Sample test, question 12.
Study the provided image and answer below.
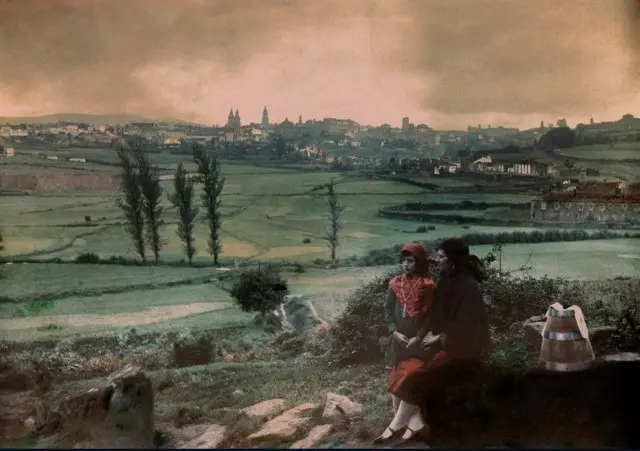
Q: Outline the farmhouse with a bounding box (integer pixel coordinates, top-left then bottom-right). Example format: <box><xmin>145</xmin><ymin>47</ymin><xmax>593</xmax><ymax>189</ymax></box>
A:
<box><xmin>530</xmin><ymin>181</ymin><xmax>640</xmax><ymax>224</ymax></box>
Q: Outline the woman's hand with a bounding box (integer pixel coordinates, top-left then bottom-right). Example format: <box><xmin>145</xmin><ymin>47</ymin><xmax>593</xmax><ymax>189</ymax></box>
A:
<box><xmin>392</xmin><ymin>331</ymin><xmax>409</xmax><ymax>346</ymax></box>
<box><xmin>405</xmin><ymin>337</ymin><xmax>419</xmax><ymax>348</ymax></box>
<box><xmin>420</xmin><ymin>331</ymin><xmax>441</xmax><ymax>350</ymax></box>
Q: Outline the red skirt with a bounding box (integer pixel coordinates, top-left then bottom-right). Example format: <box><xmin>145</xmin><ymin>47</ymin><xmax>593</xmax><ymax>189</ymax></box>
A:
<box><xmin>387</xmin><ymin>351</ymin><xmax>452</xmax><ymax>403</ymax></box>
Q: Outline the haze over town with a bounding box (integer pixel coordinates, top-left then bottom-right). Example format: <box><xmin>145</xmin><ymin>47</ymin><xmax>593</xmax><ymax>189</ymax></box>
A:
<box><xmin>1</xmin><ymin>0</ymin><xmax>639</xmax><ymax>129</ymax></box>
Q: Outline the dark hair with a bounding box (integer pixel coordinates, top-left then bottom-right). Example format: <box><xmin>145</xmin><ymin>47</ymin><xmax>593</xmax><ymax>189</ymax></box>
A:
<box><xmin>437</xmin><ymin>237</ymin><xmax>485</xmax><ymax>282</ymax></box>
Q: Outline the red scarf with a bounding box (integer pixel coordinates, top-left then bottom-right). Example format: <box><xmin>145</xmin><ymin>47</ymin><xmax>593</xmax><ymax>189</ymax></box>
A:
<box><xmin>390</xmin><ymin>274</ymin><xmax>435</xmax><ymax>319</ymax></box>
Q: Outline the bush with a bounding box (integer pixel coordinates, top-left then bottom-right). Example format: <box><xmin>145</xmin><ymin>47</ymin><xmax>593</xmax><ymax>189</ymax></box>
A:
<box><xmin>302</xmin><ymin>238</ymin><xmax>311</xmax><ymax>244</ymax></box>
<box><xmin>416</xmin><ymin>225</ymin><xmax>427</xmax><ymax>233</ymax></box>
<box><xmin>327</xmin><ymin>271</ymin><xmax>398</xmax><ymax>366</ymax></box>
<box><xmin>230</xmin><ymin>265</ymin><xmax>289</xmax><ymax>319</ymax></box>
<box><xmin>75</xmin><ymin>252</ymin><xmax>101</xmax><ymax>264</ymax></box>
<box><xmin>291</xmin><ymin>262</ymin><xmax>306</xmax><ymax>273</ymax></box>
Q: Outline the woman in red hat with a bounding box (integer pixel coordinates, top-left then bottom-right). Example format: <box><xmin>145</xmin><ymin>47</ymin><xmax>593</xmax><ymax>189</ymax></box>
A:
<box><xmin>375</xmin><ymin>242</ymin><xmax>436</xmax><ymax>444</ymax></box>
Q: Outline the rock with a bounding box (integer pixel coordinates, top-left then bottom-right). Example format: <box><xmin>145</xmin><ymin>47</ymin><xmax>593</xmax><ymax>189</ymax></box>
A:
<box><xmin>0</xmin><ymin>402</ymin><xmax>50</xmax><ymax>442</ymax></box>
<box><xmin>242</xmin><ymin>399</ymin><xmax>286</xmax><ymax>419</ymax></box>
<box><xmin>290</xmin><ymin>424</ymin><xmax>333</xmax><ymax>449</ymax></box>
<box><xmin>172</xmin><ymin>330</ymin><xmax>214</xmax><ymax>368</ymax></box>
<box><xmin>231</xmin><ymin>389</ymin><xmax>245</xmax><ymax>401</ymax></box>
<box><xmin>589</xmin><ymin>326</ymin><xmax>617</xmax><ymax>347</ymax></box>
<box><xmin>523</xmin><ymin>317</ymin><xmax>546</xmax><ymax>350</ymax></box>
<box><xmin>54</xmin><ymin>364</ymin><xmax>155</xmax><ymax>448</ymax></box>
<box><xmin>529</xmin><ymin>315</ymin><xmax>547</xmax><ymax>323</ymax></box>
<box><xmin>179</xmin><ymin>424</ymin><xmax>227</xmax><ymax>448</ymax></box>
<box><xmin>601</xmin><ymin>352</ymin><xmax>640</xmax><ymax>362</ymax></box>
<box><xmin>322</xmin><ymin>393</ymin><xmax>363</xmax><ymax>423</ymax></box>
<box><xmin>246</xmin><ymin>402</ymin><xmax>316</xmax><ymax>443</ymax></box>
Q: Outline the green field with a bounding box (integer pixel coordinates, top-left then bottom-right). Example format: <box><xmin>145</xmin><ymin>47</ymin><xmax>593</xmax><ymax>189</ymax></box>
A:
<box><xmin>2</xmin><ymin>149</ymin><xmax>639</xmax><ymax>344</ymax></box>
<box><xmin>559</xmin><ymin>143</ymin><xmax>640</xmax><ymax>161</ymax></box>
<box><xmin>556</xmin><ymin>144</ymin><xmax>640</xmax><ymax>181</ymax></box>
<box><xmin>0</xmin><ymin>153</ymin><xmax>539</xmax><ymax>263</ymax></box>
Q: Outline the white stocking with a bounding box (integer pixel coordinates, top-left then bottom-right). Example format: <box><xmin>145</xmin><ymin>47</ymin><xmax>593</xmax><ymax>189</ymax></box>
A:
<box><xmin>406</xmin><ymin>408</ymin><xmax>426</xmax><ymax>435</ymax></box>
<box><xmin>388</xmin><ymin>401</ymin><xmax>419</xmax><ymax>431</ymax></box>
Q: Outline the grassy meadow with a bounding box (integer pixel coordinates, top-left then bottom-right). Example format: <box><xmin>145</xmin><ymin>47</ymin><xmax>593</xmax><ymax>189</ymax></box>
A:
<box><xmin>1</xmin><ymin>147</ymin><xmax>639</xmax><ymax>343</ymax></box>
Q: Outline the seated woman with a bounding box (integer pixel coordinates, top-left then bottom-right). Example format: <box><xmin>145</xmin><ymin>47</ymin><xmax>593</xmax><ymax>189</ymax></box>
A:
<box><xmin>414</xmin><ymin>238</ymin><xmax>492</xmax><ymax>440</ymax></box>
<box><xmin>375</xmin><ymin>242</ymin><xmax>436</xmax><ymax>444</ymax></box>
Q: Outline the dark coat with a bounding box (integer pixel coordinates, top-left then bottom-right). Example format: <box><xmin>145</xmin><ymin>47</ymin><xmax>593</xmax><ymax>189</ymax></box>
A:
<box><xmin>429</xmin><ymin>268</ymin><xmax>491</xmax><ymax>360</ymax></box>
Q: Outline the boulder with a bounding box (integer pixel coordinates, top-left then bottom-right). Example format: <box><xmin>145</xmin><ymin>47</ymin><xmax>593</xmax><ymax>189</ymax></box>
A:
<box><xmin>179</xmin><ymin>424</ymin><xmax>227</xmax><ymax>448</ymax></box>
<box><xmin>172</xmin><ymin>331</ymin><xmax>214</xmax><ymax>368</ymax></box>
<box><xmin>602</xmin><ymin>352</ymin><xmax>640</xmax><ymax>362</ymax></box>
<box><xmin>242</xmin><ymin>399</ymin><xmax>286</xmax><ymax>419</ymax></box>
<box><xmin>589</xmin><ymin>326</ymin><xmax>617</xmax><ymax>348</ymax></box>
<box><xmin>54</xmin><ymin>365</ymin><xmax>154</xmax><ymax>448</ymax></box>
<box><xmin>321</xmin><ymin>393</ymin><xmax>363</xmax><ymax>424</ymax></box>
<box><xmin>231</xmin><ymin>389</ymin><xmax>245</xmax><ymax>401</ymax></box>
<box><xmin>246</xmin><ymin>402</ymin><xmax>316</xmax><ymax>443</ymax></box>
<box><xmin>0</xmin><ymin>402</ymin><xmax>50</xmax><ymax>442</ymax></box>
<box><xmin>290</xmin><ymin>424</ymin><xmax>333</xmax><ymax>448</ymax></box>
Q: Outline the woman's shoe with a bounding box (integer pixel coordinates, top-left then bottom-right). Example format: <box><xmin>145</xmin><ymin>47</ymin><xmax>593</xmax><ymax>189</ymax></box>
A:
<box><xmin>373</xmin><ymin>426</ymin><xmax>406</xmax><ymax>444</ymax></box>
<box><xmin>399</xmin><ymin>426</ymin><xmax>429</xmax><ymax>444</ymax></box>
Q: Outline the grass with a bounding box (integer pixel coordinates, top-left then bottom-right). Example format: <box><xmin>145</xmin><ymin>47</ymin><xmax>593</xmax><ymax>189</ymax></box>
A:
<box><xmin>0</xmin><ymin>263</ymin><xmax>216</xmax><ymax>302</ymax></box>
<box><xmin>0</xmin><ymin>159</ymin><xmax>539</xmax><ymax>263</ymax></box>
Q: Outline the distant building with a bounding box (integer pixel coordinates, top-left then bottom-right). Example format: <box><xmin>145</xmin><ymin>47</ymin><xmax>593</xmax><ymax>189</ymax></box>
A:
<box><xmin>1</xmin><ymin>147</ymin><xmax>14</xmax><ymax>157</ymax></box>
<box><xmin>226</xmin><ymin>108</ymin><xmax>241</xmax><ymax>129</ymax></box>
<box><xmin>530</xmin><ymin>181</ymin><xmax>640</xmax><ymax>224</ymax></box>
<box><xmin>261</xmin><ymin>106</ymin><xmax>270</xmax><ymax>130</ymax></box>
<box><xmin>402</xmin><ymin>117</ymin><xmax>410</xmax><ymax>133</ymax></box>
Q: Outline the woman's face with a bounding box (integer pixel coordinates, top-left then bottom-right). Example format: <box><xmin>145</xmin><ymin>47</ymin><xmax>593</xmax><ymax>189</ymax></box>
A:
<box><xmin>402</xmin><ymin>255</ymin><xmax>417</xmax><ymax>274</ymax></box>
<box><xmin>435</xmin><ymin>249</ymin><xmax>448</xmax><ymax>270</ymax></box>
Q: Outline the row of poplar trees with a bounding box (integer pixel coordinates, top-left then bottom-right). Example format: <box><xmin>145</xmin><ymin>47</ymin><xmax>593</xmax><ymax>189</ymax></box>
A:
<box><xmin>116</xmin><ymin>141</ymin><xmax>224</xmax><ymax>265</ymax></box>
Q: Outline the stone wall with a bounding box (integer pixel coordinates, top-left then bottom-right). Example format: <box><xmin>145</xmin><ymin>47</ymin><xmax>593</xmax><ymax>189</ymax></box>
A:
<box><xmin>0</xmin><ymin>173</ymin><xmax>121</xmax><ymax>193</ymax></box>
<box><xmin>530</xmin><ymin>200</ymin><xmax>640</xmax><ymax>224</ymax></box>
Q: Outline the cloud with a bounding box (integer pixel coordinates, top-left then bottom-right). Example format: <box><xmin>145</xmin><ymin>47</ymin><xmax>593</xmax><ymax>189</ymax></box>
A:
<box><xmin>0</xmin><ymin>0</ymin><xmax>637</xmax><ymax>125</ymax></box>
<box><xmin>387</xmin><ymin>0</ymin><xmax>639</xmax><ymax>117</ymax></box>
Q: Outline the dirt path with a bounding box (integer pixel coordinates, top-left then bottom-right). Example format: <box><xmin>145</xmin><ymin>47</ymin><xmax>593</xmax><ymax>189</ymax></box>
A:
<box><xmin>0</xmin><ymin>302</ymin><xmax>229</xmax><ymax>331</ymax></box>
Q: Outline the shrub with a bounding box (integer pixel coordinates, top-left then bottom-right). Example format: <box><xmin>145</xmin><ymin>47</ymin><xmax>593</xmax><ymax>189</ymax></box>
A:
<box><xmin>291</xmin><ymin>262</ymin><xmax>306</xmax><ymax>273</ymax></box>
<box><xmin>416</xmin><ymin>225</ymin><xmax>427</xmax><ymax>233</ymax></box>
<box><xmin>302</xmin><ymin>238</ymin><xmax>311</xmax><ymax>244</ymax></box>
<box><xmin>75</xmin><ymin>252</ymin><xmax>101</xmax><ymax>264</ymax></box>
<box><xmin>230</xmin><ymin>265</ymin><xmax>289</xmax><ymax>319</ymax></box>
<box><xmin>327</xmin><ymin>271</ymin><xmax>398</xmax><ymax>366</ymax></box>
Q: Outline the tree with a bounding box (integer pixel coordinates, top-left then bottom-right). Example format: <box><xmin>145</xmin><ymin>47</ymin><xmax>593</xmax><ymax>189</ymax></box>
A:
<box><xmin>540</xmin><ymin>126</ymin><xmax>576</xmax><ymax>149</ymax></box>
<box><xmin>169</xmin><ymin>162</ymin><xmax>199</xmax><ymax>264</ymax></box>
<box><xmin>324</xmin><ymin>179</ymin><xmax>345</xmax><ymax>265</ymax></box>
<box><xmin>116</xmin><ymin>147</ymin><xmax>146</xmax><ymax>262</ymax></box>
<box><xmin>132</xmin><ymin>142</ymin><xmax>164</xmax><ymax>262</ymax></box>
<box><xmin>230</xmin><ymin>265</ymin><xmax>289</xmax><ymax>320</ymax></box>
<box><xmin>193</xmin><ymin>143</ymin><xmax>225</xmax><ymax>265</ymax></box>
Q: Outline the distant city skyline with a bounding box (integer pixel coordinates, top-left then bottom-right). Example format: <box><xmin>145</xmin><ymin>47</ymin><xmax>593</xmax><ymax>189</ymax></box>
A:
<box><xmin>0</xmin><ymin>0</ymin><xmax>638</xmax><ymax>131</ymax></box>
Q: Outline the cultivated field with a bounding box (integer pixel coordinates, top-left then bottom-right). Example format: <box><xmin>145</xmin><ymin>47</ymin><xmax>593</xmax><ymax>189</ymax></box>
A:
<box><xmin>556</xmin><ymin>143</ymin><xmax>640</xmax><ymax>181</ymax></box>
<box><xmin>1</xmin><ymin>150</ymin><xmax>538</xmax><ymax>263</ymax></box>
<box><xmin>1</xmin><ymin>147</ymin><xmax>639</xmax><ymax>343</ymax></box>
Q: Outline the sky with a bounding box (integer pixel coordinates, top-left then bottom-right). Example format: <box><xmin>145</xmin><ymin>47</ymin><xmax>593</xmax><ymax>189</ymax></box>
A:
<box><xmin>0</xmin><ymin>0</ymin><xmax>639</xmax><ymax>130</ymax></box>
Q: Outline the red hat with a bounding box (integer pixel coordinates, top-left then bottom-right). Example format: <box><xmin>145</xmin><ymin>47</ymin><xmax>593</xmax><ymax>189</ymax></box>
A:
<box><xmin>400</xmin><ymin>242</ymin><xmax>429</xmax><ymax>263</ymax></box>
